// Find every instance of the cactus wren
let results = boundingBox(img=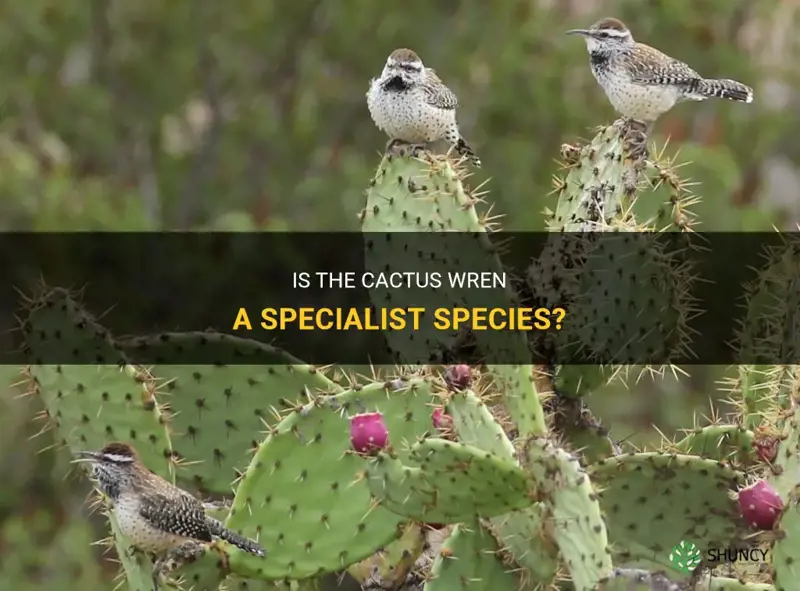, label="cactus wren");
[75,441,265,590]
[367,48,481,167]
[567,17,754,123]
